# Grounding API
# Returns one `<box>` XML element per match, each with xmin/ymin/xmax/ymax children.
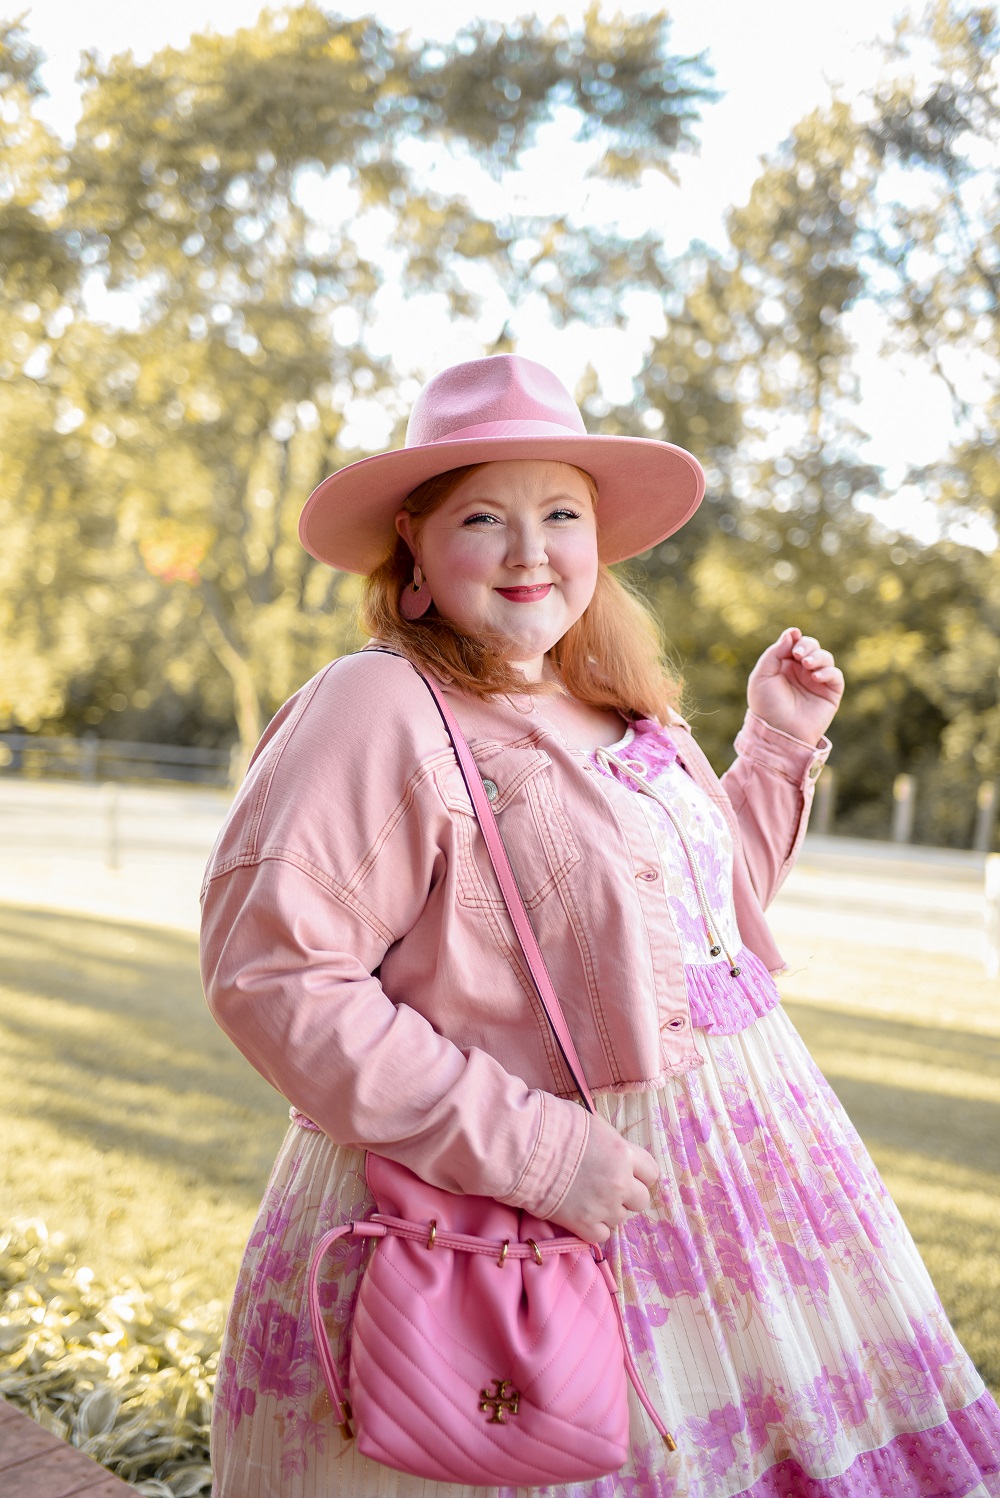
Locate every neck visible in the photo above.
<box><xmin>511</xmin><ymin>654</ymin><xmax>566</xmax><ymax>688</ymax></box>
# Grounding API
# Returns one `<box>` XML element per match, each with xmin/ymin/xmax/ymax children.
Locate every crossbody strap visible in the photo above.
<box><xmin>366</xmin><ymin>648</ymin><xmax>596</xmax><ymax>1114</ymax></box>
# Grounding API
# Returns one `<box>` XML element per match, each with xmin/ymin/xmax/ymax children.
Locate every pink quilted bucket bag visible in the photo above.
<box><xmin>307</xmin><ymin>658</ymin><xmax>677</xmax><ymax>1484</ymax></box>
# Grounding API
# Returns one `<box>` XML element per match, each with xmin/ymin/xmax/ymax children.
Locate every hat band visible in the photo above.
<box><xmin>421</xmin><ymin>417</ymin><xmax>586</xmax><ymax>446</ymax></box>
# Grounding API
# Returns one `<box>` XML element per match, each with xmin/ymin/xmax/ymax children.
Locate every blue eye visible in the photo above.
<box><xmin>460</xmin><ymin>507</ymin><xmax>582</xmax><ymax>526</ymax></box>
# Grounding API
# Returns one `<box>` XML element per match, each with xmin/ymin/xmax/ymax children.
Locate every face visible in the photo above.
<box><xmin>396</xmin><ymin>460</ymin><xmax>598</xmax><ymax>681</ymax></box>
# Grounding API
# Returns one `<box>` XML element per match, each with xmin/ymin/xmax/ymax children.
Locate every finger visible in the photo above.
<box><xmin>591</xmin><ymin>1220</ymin><xmax>611</xmax><ymax>1245</ymax></box>
<box><xmin>773</xmin><ymin>626</ymin><xmax>802</xmax><ymax>657</ymax></box>
<box><xmin>797</xmin><ymin>648</ymin><xmax>835</xmax><ymax>671</ymax></box>
<box><xmin>631</xmin><ymin>1152</ymin><xmax>660</xmax><ymax>1189</ymax></box>
<box><xmin>791</xmin><ymin>635</ymin><xmax>821</xmax><ymax>661</ymax></box>
<box><xmin>756</xmin><ymin>627</ymin><xmax>801</xmax><ymax>675</ymax></box>
<box><xmin>622</xmin><ymin>1182</ymin><xmax>652</xmax><ymax>1214</ymax></box>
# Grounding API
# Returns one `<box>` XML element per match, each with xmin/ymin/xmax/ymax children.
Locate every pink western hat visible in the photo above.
<box><xmin>299</xmin><ymin>353</ymin><xmax>706</xmax><ymax>574</ymax></box>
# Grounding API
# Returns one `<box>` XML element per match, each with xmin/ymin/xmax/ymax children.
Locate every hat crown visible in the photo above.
<box><xmin>405</xmin><ymin>354</ymin><xmax>587</xmax><ymax>447</ymax></box>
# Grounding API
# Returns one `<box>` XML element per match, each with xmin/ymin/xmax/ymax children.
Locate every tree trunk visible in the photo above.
<box><xmin>199</xmin><ymin>607</ymin><xmax>262</xmax><ymax>781</ymax></box>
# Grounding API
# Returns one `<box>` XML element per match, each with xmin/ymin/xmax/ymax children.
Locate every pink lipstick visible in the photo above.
<box><xmin>495</xmin><ymin>584</ymin><xmax>552</xmax><ymax>602</ymax></box>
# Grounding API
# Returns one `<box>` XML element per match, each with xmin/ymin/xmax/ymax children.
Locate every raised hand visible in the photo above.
<box><xmin>746</xmin><ymin>627</ymin><xmax>844</xmax><ymax>746</ymax></box>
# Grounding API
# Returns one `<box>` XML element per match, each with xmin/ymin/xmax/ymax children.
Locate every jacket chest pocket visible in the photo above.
<box><xmin>433</xmin><ymin>746</ymin><xmax>581</xmax><ymax>910</ymax></box>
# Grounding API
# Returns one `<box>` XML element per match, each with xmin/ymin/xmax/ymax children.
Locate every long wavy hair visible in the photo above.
<box><xmin>359</xmin><ymin>463</ymin><xmax>681</xmax><ymax>722</ymax></box>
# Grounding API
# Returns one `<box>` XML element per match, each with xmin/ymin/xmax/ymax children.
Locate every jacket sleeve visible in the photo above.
<box><xmin>720</xmin><ymin>710</ymin><xmax>830</xmax><ymax>908</ymax></box>
<box><xmin>199</xmin><ymin>656</ymin><xmax>588</xmax><ymax>1221</ymax></box>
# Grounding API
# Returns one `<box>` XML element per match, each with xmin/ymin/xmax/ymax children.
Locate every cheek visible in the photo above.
<box><xmin>552</xmin><ymin>531</ymin><xmax>599</xmax><ymax>595</ymax></box>
<box><xmin>426</xmin><ymin>531</ymin><xmax>500</xmax><ymax>589</ymax></box>
<box><xmin>420</xmin><ymin>531</ymin><xmax>502</xmax><ymax>627</ymax></box>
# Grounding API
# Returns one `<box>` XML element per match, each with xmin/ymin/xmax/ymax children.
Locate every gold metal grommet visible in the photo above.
<box><xmin>526</xmin><ymin>1238</ymin><xmax>543</xmax><ymax>1266</ymax></box>
<box><xmin>497</xmin><ymin>1239</ymin><xmax>509</xmax><ymax>1268</ymax></box>
<box><xmin>426</xmin><ymin>1220</ymin><xmax>437</xmax><ymax>1249</ymax></box>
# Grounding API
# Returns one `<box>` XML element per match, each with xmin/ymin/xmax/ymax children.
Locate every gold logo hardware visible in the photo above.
<box><xmin>479</xmin><ymin>1378</ymin><xmax>520</xmax><ymax>1424</ymax></box>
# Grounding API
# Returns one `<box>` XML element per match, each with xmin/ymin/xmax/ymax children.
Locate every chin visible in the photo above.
<box><xmin>474</xmin><ymin>602</ymin><xmax>572</xmax><ymax>659</ymax></box>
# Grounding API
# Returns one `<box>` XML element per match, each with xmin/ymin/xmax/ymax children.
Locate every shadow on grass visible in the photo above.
<box><xmin>6</xmin><ymin>906</ymin><xmax>999</xmax><ymax>1184</ymax></box>
<box><xmin>4</xmin><ymin>907</ymin><xmax>999</xmax><ymax>1393</ymax></box>
<box><xmin>818</xmin><ymin>1074</ymin><xmax>1000</xmax><ymax>1174</ymax></box>
<box><xmin>0</xmin><ymin>905</ymin><xmax>288</xmax><ymax>1193</ymax></box>
<box><xmin>785</xmin><ymin>999</ymin><xmax>1000</xmax><ymax>1174</ymax></box>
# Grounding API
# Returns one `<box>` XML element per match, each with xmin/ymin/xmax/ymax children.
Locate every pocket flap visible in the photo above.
<box><xmin>434</xmin><ymin>744</ymin><xmax>552</xmax><ymax>817</ymax></box>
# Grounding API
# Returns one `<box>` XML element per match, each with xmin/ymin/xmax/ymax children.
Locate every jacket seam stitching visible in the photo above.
<box><xmin>547</xmin><ymin>1102</ymin><xmax>590</xmax><ymax>1217</ymax></box>
<box><xmin>206</xmin><ymin>848</ymin><xmax>396</xmax><ymax>945</ymax></box>
<box><xmin>551</xmin><ymin>849</ymin><xmax>620</xmax><ymax>1084</ymax></box>
<box><xmin>481</xmin><ymin>901</ymin><xmax>567</xmax><ymax>1086</ymax></box>
<box><xmin>733</xmin><ymin>741</ymin><xmax>806</xmax><ymax>785</ymax></box>
<box><xmin>504</xmin><ymin>1091</ymin><xmax>547</xmax><ymax>1206</ymax></box>
<box><xmin>345</xmin><ymin>757</ymin><xmax>445</xmax><ymax>895</ymax></box>
<box><xmin>244</xmin><ymin>663</ymin><xmax>339</xmax><ymax>857</ymax></box>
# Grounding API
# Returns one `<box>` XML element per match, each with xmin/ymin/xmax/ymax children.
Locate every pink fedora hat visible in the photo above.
<box><xmin>299</xmin><ymin>353</ymin><xmax>705</xmax><ymax>574</ymax></box>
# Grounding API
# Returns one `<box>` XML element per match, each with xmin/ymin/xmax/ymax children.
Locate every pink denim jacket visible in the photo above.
<box><xmin>200</xmin><ymin>650</ymin><xmax>829</xmax><ymax>1220</ymax></box>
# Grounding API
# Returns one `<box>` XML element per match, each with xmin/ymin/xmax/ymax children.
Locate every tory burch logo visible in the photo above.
<box><xmin>479</xmin><ymin>1378</ymin><xmax>520</xmax><ymax>1424</ymax></box>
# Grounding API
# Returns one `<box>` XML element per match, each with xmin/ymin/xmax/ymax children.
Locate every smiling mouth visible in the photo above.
<box><xmin>495</xmin><ymin>584</ymin><xmax>553</xmax><ymax>602</ymax></box>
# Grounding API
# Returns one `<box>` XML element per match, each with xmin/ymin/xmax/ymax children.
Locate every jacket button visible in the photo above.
<box><xmin>808</xmin><ymin>761</ymin><xmax>823</xmax><ymax>781</ymax></box>
<box><xmin>663</xmin><ymin>1016</ymin><xmax>687</xmax><ymax>1031</ymax></box>
<box><xmin>482</xmin><ymin>778</ymin><xmax>499</xmax><ymax>802</ymax></box>
<box><xmin>636</xmin><ymin>869</ymin><xmax>659</xmax><ymax>882</ymax></box>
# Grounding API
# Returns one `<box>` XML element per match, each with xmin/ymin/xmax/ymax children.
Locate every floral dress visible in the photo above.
<box><xmin>211</xmin><ymin>720</ymin><xmax>1000</xmax><ymax>1498</ymax></box>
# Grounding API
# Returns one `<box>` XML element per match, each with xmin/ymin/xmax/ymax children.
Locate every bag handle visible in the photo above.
<box><xmin>367</xmin><ymin>649</ymin><xmax>596</xmax><ymax>1114</ymax></box>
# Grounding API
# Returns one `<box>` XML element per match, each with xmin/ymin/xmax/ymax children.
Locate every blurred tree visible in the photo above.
<box><xmin>613</xmin><ymin>65</ymin><xmax>986</xmax><ymax>842</ymax></box>
<box><xmin>5</xmin><ymin>0</ymin><xmax>999</xmax><ymax>850</ymax></box>
<box><xmin>602</xmin><ymin>107</ymin><xmax>886</xmax><ymax>783</ymax></box>
<box><xmin>0</xmin><ymin>21</ymin><xmax>93</xmax><ymax>732</ymax></box>
<box><xmin>860</xmin><ymin>1</ymin><xmax>1000</xmax><ymax>834</ymax></box>
<box><xmin>0</xmin><ymin>3</ymin><xmax>711</xmax><ymax>757</ymax></box>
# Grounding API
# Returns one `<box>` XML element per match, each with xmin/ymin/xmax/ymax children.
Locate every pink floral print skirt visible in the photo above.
<box><xmin>211</xmin><ymin>1006</ymin><xmax>1000</xmax><ymax>1497</ymax></box>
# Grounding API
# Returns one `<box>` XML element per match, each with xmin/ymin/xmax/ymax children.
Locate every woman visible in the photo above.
<box><xmin>200</xmin><ymin>354</ymin><xmax>1000</xmax><ymax>1497</ymax></box>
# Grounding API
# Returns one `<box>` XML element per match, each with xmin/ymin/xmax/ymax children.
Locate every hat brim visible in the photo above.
<box><xmin>298</xmin><ymin>433</ymin><xmax>706</xmax><ymax>574</ymax></box>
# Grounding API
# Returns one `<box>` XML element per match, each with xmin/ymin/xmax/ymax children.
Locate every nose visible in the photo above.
<box><xmin>506</xmin><ymin>520</ymin><xmax>547</xmax><ymax>570</ymax></box>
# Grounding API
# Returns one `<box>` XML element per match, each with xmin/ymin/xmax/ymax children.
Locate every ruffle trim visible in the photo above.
<box><xmin>733</xmin><ymin>1388</ymin><xmax>1000</xmax><ymax>1498</ymax></box>
<box><xmin>686</xmin><ymin>946</ymin><xmax>781</xmax><ymax>1035</ymax></box>
<box><xmin>594</xmin><ymin>717</ymin><xmax>679</xmax><ymax>779</ymax></box>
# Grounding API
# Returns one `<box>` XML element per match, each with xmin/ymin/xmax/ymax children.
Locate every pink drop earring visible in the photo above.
<box><xmin>399</xmin><ymin>563</ymin><xmax>432</xmax><ymax>621</ymax></box>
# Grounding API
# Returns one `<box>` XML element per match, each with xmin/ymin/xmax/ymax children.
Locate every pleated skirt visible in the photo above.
<box><xmin>211</xmin><ymin>1006</ymin><xmax>1000</xmax><ymax>1497</ymax></box>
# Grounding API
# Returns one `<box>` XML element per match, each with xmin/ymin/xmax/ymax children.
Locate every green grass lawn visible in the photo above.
<box><xmin>0</xmin><ymin>906</ymin><xmax>290</xmax><ymax>1297</ymax></box>
<box><xmin>1</xmin><ymin>904</ymin><xmax>998</xmax><ymax>1400</ymax></box>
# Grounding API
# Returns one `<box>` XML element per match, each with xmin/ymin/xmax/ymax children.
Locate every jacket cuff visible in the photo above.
<box><xmin>733</xmin><ymin>711</ymin><xmax>831</xmax><ymax>791</ymax></box>
<box><xmin>500</xmin><ymin>1091</ymin><xmax>590</xmax><ymax>1220</ymax></box>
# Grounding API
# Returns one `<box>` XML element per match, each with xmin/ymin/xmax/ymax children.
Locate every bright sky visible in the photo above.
<box><xmin>19</xmin><ymin>0</ymin><xmax>987</xmax><ymax>543</ymax></box>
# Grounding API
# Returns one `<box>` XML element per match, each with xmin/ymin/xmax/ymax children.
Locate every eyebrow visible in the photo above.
<box><xmin>452</xmin><ymin>492</ymin><xmax>586</xmax><ymax>507</ymax></box>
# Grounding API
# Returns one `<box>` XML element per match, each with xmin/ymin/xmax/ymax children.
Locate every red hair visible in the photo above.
<box><xmin>359</xmin><ymin>464</ymin><xmax>681</xmax><ymax>721</ymax></box>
